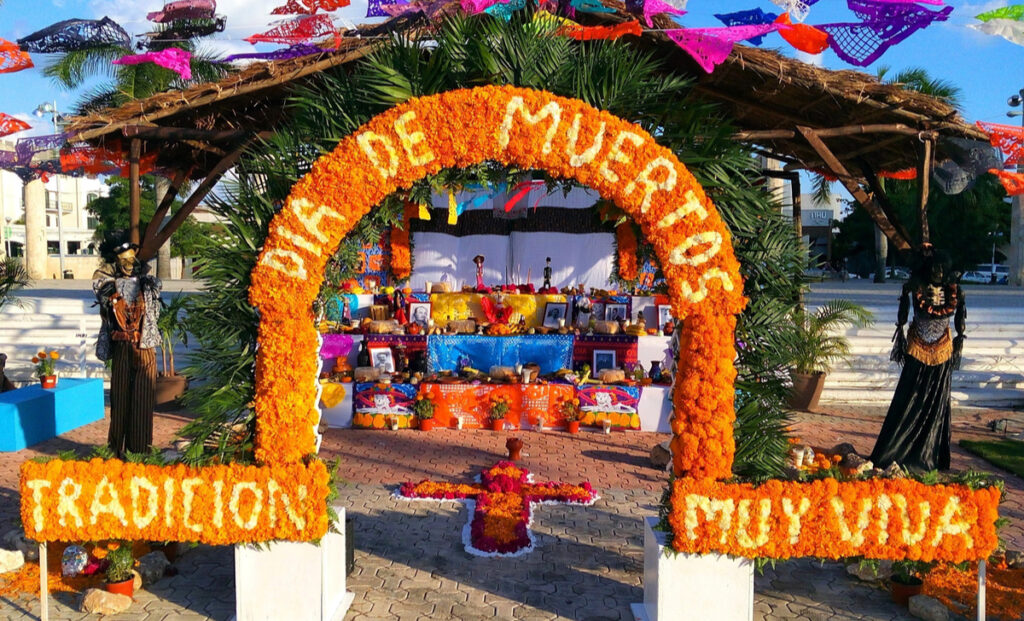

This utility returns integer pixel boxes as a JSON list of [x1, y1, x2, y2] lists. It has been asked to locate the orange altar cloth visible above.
[[420, 383, 575, 429]]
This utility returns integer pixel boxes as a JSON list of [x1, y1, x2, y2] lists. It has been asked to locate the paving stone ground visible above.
[[1, 402, 1021, 620]]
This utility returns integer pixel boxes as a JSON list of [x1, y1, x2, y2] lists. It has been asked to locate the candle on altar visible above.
[[425, 281, 432, 294]]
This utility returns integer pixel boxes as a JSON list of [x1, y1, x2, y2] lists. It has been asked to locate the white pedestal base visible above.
[[632, 517, 753, 621], [234, 507, 353, 621]]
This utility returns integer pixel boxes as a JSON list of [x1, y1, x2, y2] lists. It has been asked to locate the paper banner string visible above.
[[977, 121, 1024, 166], [221, 43, 329, 62], [570, 0, 616, 13], [714, 8, 778, 44], [58, 144, 121, 176], [775, 13, 829, 54], [462, 0, 499, 15], [485, 0, 526, 21], [17, 17, 131, 53], [113, 48, 193, 80], [147, 0, 217, 23], [447, 191, 458, 225], [417, 202, 432, 220], [879, 168, 916, 180], [624, 0, 686, 27], [969, 18, 1024, 46], [0, 39, 34, 74], [272, 0, 351, 15], [0, 113, 31, 138], [365, 0, 394, 18], [817, 0, 952, 66], [975, 5, 1024, 22], [144, 17, 227, 42], [503, 180, 547, 212], [990, 168, 1024, 196], [556, 19, 643, 40], [668, 23, 781, 73], [245, 14, 338, 44], [767, 0, 822, 23], [15, 133, 68, 167]]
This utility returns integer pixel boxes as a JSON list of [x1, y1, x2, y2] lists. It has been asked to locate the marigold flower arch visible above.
[[248, 85, 747, 478]]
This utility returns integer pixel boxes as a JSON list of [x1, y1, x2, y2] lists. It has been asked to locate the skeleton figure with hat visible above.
[[93, 235, 163, 457]]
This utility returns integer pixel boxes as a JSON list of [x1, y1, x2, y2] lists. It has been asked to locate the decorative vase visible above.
[[889, 576, 923, 607], [490, 419, 504, 432], [567, 421, 580, 434], [419, 418, 435, 432], [40, 375, 57, 389], [356, 340, 370, 367], [648, 361, 662, 380], [506, 437, 523, 461], [105, 577, 134, 597]]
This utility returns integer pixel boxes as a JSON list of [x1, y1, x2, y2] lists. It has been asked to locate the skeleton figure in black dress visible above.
[[871, 250, 965, 472]]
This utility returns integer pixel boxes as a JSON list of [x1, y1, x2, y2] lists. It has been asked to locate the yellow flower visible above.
[[49, 351, 59, 360]]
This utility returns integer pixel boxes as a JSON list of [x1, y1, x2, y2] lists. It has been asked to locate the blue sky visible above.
[[0, 0, 1021, 137]]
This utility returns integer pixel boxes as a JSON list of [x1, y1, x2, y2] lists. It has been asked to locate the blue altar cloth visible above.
[[0, 378, 104, 451], [427, 334, 574, 375]]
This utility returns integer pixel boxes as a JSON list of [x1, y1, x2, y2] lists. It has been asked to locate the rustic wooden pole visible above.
[[917, 136, 933, 246], [128, 138, 142, 246], [141, 167, 192, 248], [39, 541, 49, 621]]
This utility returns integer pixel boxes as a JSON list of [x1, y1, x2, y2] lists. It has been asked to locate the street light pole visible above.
[[1008, 89, 1024, 287], [35, 100, 65, 277]]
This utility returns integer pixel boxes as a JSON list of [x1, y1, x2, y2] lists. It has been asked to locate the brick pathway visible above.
[[1, 403, 1021, 620]]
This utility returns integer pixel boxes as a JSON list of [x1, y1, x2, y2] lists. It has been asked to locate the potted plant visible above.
[[889, 560, 929, 607], [104, 542, 135, 598], [155, 294, 190, 406], [488, 394, 510, 431], [32, 349, 59, 389], [560, 396, 581, 434], [788, 300, 873, 411], [412, 393, 435, 431]]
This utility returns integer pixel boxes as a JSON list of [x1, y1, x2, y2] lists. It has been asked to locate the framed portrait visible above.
[[590, 302, 605, 321], [604, 303, 628, 323], [408, 301, 432, 328], [575, 310, 592, 328], [368, 346, 395, 373], [592, 350, 617, 374], [542, 302, 568, 328], [656, 304, 674, 330]]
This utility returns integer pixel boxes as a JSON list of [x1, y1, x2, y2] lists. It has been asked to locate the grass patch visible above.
[[959, 439, 1024, 479]]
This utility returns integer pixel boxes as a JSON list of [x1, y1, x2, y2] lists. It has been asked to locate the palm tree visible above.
[[0, 256, 30, 312], [876, 66, 963, 111]]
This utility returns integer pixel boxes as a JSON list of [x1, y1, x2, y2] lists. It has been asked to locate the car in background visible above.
[[961, 271, 991, 284]]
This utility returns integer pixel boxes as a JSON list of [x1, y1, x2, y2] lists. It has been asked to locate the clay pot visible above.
[[889, 576, 923, 607], [40, 375, 57, 389], [567, 421, 580, 434], [788, 370, 827, 412], [506, 437, 523, 461], [105, 577, 134, 598], [155, 374, 188, 406], [490, 419, 504, 432], [419, 418, 435, 432]]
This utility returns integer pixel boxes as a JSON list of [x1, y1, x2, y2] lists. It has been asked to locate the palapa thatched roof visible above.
[[63, 5, 985, 180]]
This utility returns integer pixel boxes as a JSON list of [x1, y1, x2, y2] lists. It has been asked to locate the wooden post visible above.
[[917, 136, 933, 246], [129, 138, 142, 246], [39, 541, 48, 621], [791, 174, 802, 242], [978, 559, 986, 621]]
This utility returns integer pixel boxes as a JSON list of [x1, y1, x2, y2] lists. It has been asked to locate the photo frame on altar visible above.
[[590, 302, 605, 321], [368, 346, 395, 373], [542, 302, 568, 328], [604, 303, 627, 323], [575, 310, 591, 328], [592, 350, 616, 374], [657, 304, 673, 330], [409, 301, 432, 329]]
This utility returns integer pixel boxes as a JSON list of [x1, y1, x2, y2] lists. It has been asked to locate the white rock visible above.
[[908, 594, 950, 621], [133, 569, 142, 591], [137, 550, 170, 585], [81, 588, 133, 615], [0, 548, 24, 574], [1, 529, 37, 562]]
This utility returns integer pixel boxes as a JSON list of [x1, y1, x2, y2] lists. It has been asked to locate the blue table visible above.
[[427, 334, 574, 375], [0, 378, 104, 451]]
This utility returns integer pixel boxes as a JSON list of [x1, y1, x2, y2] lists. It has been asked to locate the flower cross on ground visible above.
[[397, 461, 598, 557]]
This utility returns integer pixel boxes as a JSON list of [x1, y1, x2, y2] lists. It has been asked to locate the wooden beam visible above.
[[858, 161, 917, 247], [796, 126, 911, 251], [141, 167, 192, 248], [917, 136, 934, 245], [785, 134, 908, 172], [139, 139, 255, 261], [129, 138, 142, 246], [123, 126, 266, 142]]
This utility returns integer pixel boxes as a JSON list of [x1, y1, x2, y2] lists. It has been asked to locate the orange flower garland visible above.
[[616, 221, 638, 281], [924, 561, 1024, 620], [668, 478, 1000, 563], [390, 202, 416, 280]]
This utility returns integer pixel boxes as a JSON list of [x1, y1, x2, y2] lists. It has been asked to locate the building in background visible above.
[[782, 193, 846, 267]]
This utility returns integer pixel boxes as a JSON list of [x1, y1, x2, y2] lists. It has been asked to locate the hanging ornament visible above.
[[59, 144, 120, 176], [0, 39, 34, 74], [976, 5, 1024, 22], [145, 17, 227, 42], [667, 23, 781, 73], [0, 113, 31, 138], [15, 133, 67, 168], [714, 8, 779, 45], [878, 168, 916, 180], [113, 48, 193, 80], [775, 13, 829, 54], [989, 168, 1024, 196], [624, 0, 685, 27], [484, 0, 526, 21], [17, 17, 131, 53], [976, 121, 1024, 166], [417, 202, 431, 220], [447, 191, 458, 225], [272, 0, 351, 15], [570, 0, 616, 14], [767, 0, 822, 23], [555, 19, 642, 41], [818, 0, 952, 66], [969, 19, 1024, 47], [930, 136, 1003, 195], [222, 43, 329, 63], [147, 0, 217, 23], [245, 14, 338, 45]]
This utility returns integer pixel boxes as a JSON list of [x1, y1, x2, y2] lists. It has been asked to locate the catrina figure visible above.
[[870, 246, 965, 472]]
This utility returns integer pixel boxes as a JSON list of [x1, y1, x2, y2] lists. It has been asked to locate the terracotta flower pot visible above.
[[155, 374, 188, 407], [419, 418, 435, 432], [105, 577, 134, 598], [567, 421, 580, 434], [490, 419, 504, 432], [787, 370, 826, 412], [40, 375, 57, 389], [889, 576, 922, 607], [506, 437, 523, 461]]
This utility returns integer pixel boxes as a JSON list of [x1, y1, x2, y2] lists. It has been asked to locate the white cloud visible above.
[[795, 50, 823, 67], [5, 114, 50, 139]]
